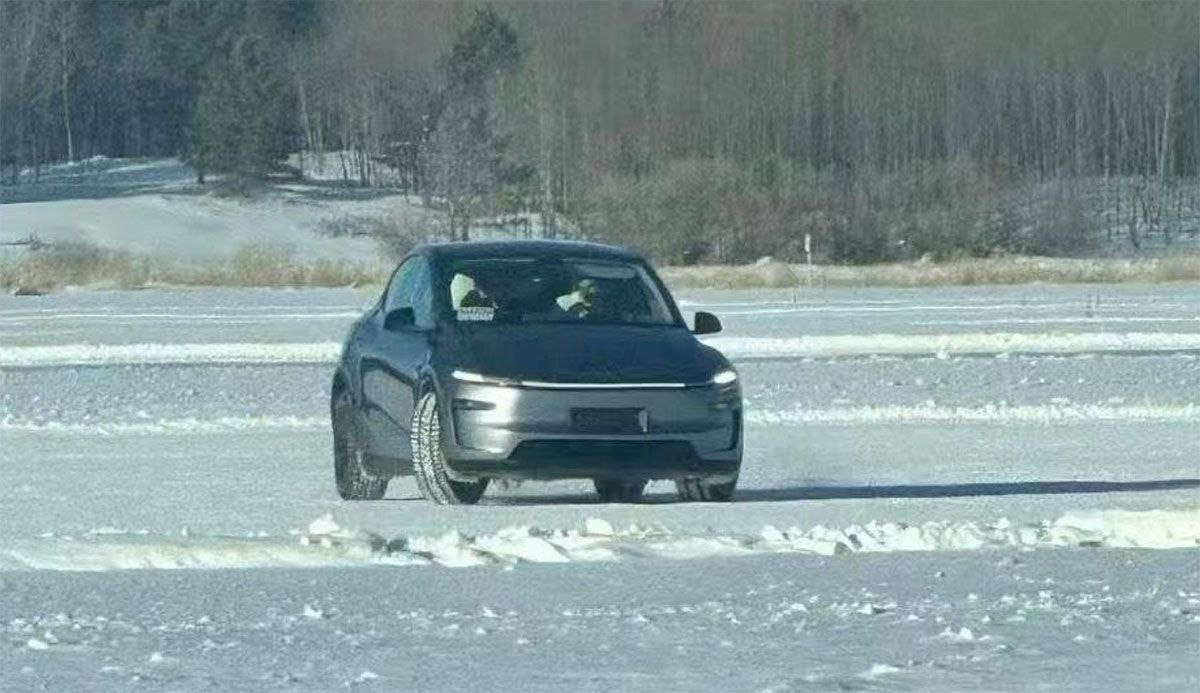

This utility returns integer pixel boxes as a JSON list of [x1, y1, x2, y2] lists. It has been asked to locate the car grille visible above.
[[509, 440, 698, 464]]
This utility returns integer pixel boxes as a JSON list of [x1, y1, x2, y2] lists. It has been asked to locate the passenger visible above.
[[449, 273, 475, 308], [461, 287, 493, 308], [450, 273, 494, 309]]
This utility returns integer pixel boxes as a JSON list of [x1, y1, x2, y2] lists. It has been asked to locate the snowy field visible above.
[[1, 283, 1198, 690], [0, 157, 425, 264]]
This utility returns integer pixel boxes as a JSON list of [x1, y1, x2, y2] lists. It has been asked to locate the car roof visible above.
[[420, 239, 642, 263]]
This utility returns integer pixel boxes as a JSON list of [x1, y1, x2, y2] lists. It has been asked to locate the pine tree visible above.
[[192, 34, 293, 182], [426, 8, 522, 240]]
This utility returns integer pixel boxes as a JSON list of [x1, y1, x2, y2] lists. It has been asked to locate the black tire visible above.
[[593, 479, 647, 503], [675, 476, 737, 502], [411, 390, 488, 505], [332, 388, 388, 500]]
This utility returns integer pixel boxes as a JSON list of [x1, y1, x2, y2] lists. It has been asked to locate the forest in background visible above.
[[2, 0, 1198, 265]]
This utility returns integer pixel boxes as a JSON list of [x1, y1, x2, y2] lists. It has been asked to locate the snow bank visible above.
[[706, 332, 1200, 359], [0, 537, 397, 572], [747, 403, 1200, 425], [3, 508, 1195, 572], [6, 330, 1199, 368], [0, 415, 328, 436], [0, 342, 342, 368], [7, 402, 1197, 437], [7, 331, 1196, 368], [0, 310, 360, 324]]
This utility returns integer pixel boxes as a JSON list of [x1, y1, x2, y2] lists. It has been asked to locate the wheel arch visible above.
[[330, 368, 354, 414], [414, 366, 440, 401], [414, 367, 456, 454]]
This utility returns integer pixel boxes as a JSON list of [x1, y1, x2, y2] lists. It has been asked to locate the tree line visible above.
[[2, 1, 1197, 263]]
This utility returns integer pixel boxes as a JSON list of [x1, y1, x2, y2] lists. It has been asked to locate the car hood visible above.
[[443, 323, 724, 384]]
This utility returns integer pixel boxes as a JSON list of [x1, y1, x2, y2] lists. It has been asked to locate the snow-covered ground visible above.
[[0, 157, 427, 263], [0, 156, 544, 269], [1, 283, 1198, 690], [3, 550, 1197, 691]]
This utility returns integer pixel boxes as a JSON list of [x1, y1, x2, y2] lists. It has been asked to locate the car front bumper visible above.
[[439, 378, 742, 482]]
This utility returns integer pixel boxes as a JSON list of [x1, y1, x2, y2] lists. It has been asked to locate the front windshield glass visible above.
[[442, 257, 676, 326]]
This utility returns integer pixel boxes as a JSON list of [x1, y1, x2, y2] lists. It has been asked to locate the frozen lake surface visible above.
[[1, 283, 1197, 690]]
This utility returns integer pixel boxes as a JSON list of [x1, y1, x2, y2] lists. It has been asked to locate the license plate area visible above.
[[570, 408, 646, 434]]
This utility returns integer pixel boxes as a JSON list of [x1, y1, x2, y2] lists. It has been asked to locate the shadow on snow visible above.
[[379, 477, 1200, 505]]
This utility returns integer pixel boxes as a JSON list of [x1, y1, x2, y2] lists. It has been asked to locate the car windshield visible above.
[[442, 257, 677, 326]]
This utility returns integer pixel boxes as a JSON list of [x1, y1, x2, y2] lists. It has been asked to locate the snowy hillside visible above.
[[0, 156, 434, 263], [4, 157, 1198, 271]]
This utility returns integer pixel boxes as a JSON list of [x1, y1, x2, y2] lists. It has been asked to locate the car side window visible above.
[[384, 256, 434, 329], [409, 259, 434, 329], [384, 257, 418, 313]]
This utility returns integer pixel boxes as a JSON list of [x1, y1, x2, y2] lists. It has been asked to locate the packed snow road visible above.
[[1, 283, 1198, 690]]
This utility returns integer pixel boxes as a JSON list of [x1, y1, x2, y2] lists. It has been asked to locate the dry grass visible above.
[[660, 256, 1200, 290], [0, 242, 150, 292], [1, 242, 386, 293], [4, 243, 1198, 294], [181, 244, 385, 287]]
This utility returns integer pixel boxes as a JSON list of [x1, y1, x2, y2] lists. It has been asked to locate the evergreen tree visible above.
[[426, 8, 522, 240], [192, 34, 293, 181]]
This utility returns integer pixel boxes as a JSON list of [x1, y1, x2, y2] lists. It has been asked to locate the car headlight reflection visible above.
[[452, 369, 516, 387], [711, 369, 738, 386]]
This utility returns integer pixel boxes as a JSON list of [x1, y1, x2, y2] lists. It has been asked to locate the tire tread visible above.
[[411, 391, 487, 505], [332, 389, 388, 500]]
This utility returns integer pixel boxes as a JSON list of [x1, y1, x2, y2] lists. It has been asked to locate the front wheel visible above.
[[332, 389, 388, 500], [593, 479, 647, 503], [675, 476, 737, 502], [411, 390, 488, 505]]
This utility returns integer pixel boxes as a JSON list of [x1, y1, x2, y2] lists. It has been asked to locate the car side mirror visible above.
[[383, 307, 416, 331], [693, 311, 722, 335]]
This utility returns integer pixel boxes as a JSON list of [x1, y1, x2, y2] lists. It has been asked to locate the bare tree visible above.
[[52, 2, 79, 163]]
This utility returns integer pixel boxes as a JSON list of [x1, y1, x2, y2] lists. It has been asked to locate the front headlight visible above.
[[711, 368, 738, 386], [452, 369, 488, 383], [451, 370, 516, 387]]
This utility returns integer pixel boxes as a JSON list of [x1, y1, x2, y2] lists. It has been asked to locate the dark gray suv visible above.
[[331, 240, 742, 504]]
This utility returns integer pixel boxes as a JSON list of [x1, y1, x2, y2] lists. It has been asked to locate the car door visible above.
[[359, 255, 435, 461]]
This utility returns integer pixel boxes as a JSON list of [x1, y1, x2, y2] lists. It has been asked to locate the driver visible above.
[[557, 278, 600, 318]]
